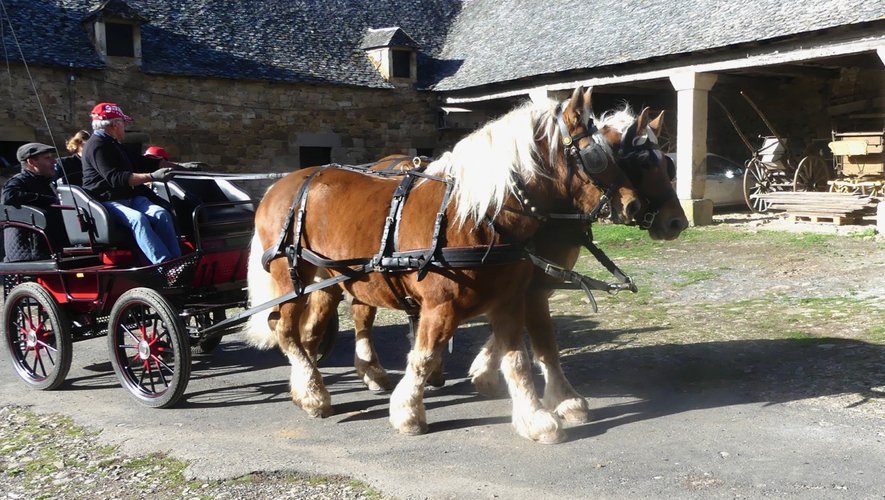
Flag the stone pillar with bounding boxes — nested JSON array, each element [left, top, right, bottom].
[[669, 72, 718, 226]]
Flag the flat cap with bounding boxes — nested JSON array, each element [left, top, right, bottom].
[[16, 142, 56, 163]]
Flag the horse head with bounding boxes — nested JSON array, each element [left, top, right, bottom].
[[600, 107, 689, 240], [546, 86, 641, 224]]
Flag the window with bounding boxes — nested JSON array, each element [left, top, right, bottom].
[[391, 50, 411, 79], [105, 22, 134, 57], [299, 146, 331, 168]]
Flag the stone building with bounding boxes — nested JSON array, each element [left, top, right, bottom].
[[1, 0, 883, 223]]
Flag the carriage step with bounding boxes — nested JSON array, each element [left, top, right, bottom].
[[789, 213, 859, 225]]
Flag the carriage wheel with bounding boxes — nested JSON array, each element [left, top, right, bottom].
[[793, 155, 830, 192], [107, 288, 190, 408], [2, 283, 72, 390], [315, 309, 339, 365], [742, 158, 773, 212], [186, 309, 225, 354]]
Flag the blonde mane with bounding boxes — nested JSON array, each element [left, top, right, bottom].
[[425, 99, 561, 225], [426, 99, 631, 226]]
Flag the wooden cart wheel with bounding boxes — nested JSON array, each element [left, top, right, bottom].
[[742, 158, 773, 212], [2, 282, 72, 390], [107, 287, 191, 408], [793, 155, 830, 192]]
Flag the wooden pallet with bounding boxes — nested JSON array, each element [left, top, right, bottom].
[[755, 191, 878, 225], [789, 213, 860, 225]]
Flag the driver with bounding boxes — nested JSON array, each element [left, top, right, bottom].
[[81, 102, 181, 264]]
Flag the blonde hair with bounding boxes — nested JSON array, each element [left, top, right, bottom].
[[65, 130, 91, 154]]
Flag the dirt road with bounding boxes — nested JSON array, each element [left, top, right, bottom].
[[2, 216, 884, 499]]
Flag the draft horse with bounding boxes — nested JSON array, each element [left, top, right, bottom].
[[309, 102, 689, 425], [246, 87, 640, 443]]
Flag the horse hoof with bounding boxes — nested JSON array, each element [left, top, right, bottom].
[[366, 378, 392, 392], [515, 410, 565, 444], [472, 373, 502, 397], [398, 421, 428, 435], [555, 398, 592, 424], [426, 372, 446, 388], [534, 428, 567, 445], [303, 404, 333, 418]]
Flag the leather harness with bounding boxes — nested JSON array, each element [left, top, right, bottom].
[[252, 106, 639, 323]]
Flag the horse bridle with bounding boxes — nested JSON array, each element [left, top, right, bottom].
[[509, 102, 623, 223], [618, 126, 677, 230]]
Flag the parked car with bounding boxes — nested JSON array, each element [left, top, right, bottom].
[[666, 152, 746, 207]]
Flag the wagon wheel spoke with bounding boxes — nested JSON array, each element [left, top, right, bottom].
[[107, 288, 190, 408], [793, 156, 829, 192]]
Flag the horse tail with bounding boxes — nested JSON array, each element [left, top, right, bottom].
[[244, 231, 279, 349]]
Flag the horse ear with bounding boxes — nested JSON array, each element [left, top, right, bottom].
[[636, 107, 652, 131], [565, 86, 585, 115], [649, 110, 665, 135], [565, 86, 593, 125]]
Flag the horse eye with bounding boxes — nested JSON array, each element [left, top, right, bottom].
[[665, 157, 676, 180]]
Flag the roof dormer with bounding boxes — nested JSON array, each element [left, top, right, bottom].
[[361, 27, 419, 85], [83, 0, 148, 64]]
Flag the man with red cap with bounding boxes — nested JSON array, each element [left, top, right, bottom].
[[81, 102, 181, 264]]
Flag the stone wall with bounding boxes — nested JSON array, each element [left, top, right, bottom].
[[0, 62, 447, 172]]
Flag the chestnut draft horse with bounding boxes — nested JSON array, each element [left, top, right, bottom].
[[306, 104, 689, 425], [246, 87, 639, 443]]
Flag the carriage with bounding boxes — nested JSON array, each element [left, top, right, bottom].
[[0, 172, 267, 407], [714, 92, 830, 213], [827, 131, 885, 197]]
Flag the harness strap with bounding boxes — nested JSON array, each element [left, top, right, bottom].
[[198, 272, 352, 338], [527, 252, 635, 314], [299, 244, 527, 272], [372, 171, 422, 270], [416, 179, 454, 280], [261, 167, 326, 272], [580, 229, 637, 292]]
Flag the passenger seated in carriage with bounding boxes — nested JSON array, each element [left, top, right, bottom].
[[81, 102, 181, 265], [55, 129, 90, 185], [2, 143, 68, 261]]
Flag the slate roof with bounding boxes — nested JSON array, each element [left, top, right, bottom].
[[1, 0, 881, 92], [361, 27, 420, 50], [0, 0, 460, 88], [432, 0, 885, 91]]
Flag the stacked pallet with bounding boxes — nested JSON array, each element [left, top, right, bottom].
[[755, 191, 879, 225]]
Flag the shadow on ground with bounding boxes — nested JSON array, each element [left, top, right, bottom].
[[171, 314, 884, 438]]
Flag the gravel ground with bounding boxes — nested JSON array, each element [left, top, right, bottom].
[[0, 405, 384, 499]]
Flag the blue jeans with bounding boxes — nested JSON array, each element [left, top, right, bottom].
[[101, 196, 181, 264]]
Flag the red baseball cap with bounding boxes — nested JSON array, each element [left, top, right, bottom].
[[90, 102, 132, 121], [144, 146, 169, 160]]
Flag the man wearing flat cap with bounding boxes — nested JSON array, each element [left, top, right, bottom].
[[1, 142, 67, 261], [81, 102, 181, 264]]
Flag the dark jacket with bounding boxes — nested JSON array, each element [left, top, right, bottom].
[[1, 170, 66, 261], [55, 154, 84, 185], [81, 131, 161, 201]]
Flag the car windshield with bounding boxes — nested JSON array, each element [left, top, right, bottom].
[[706, 154, 742, 177]]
